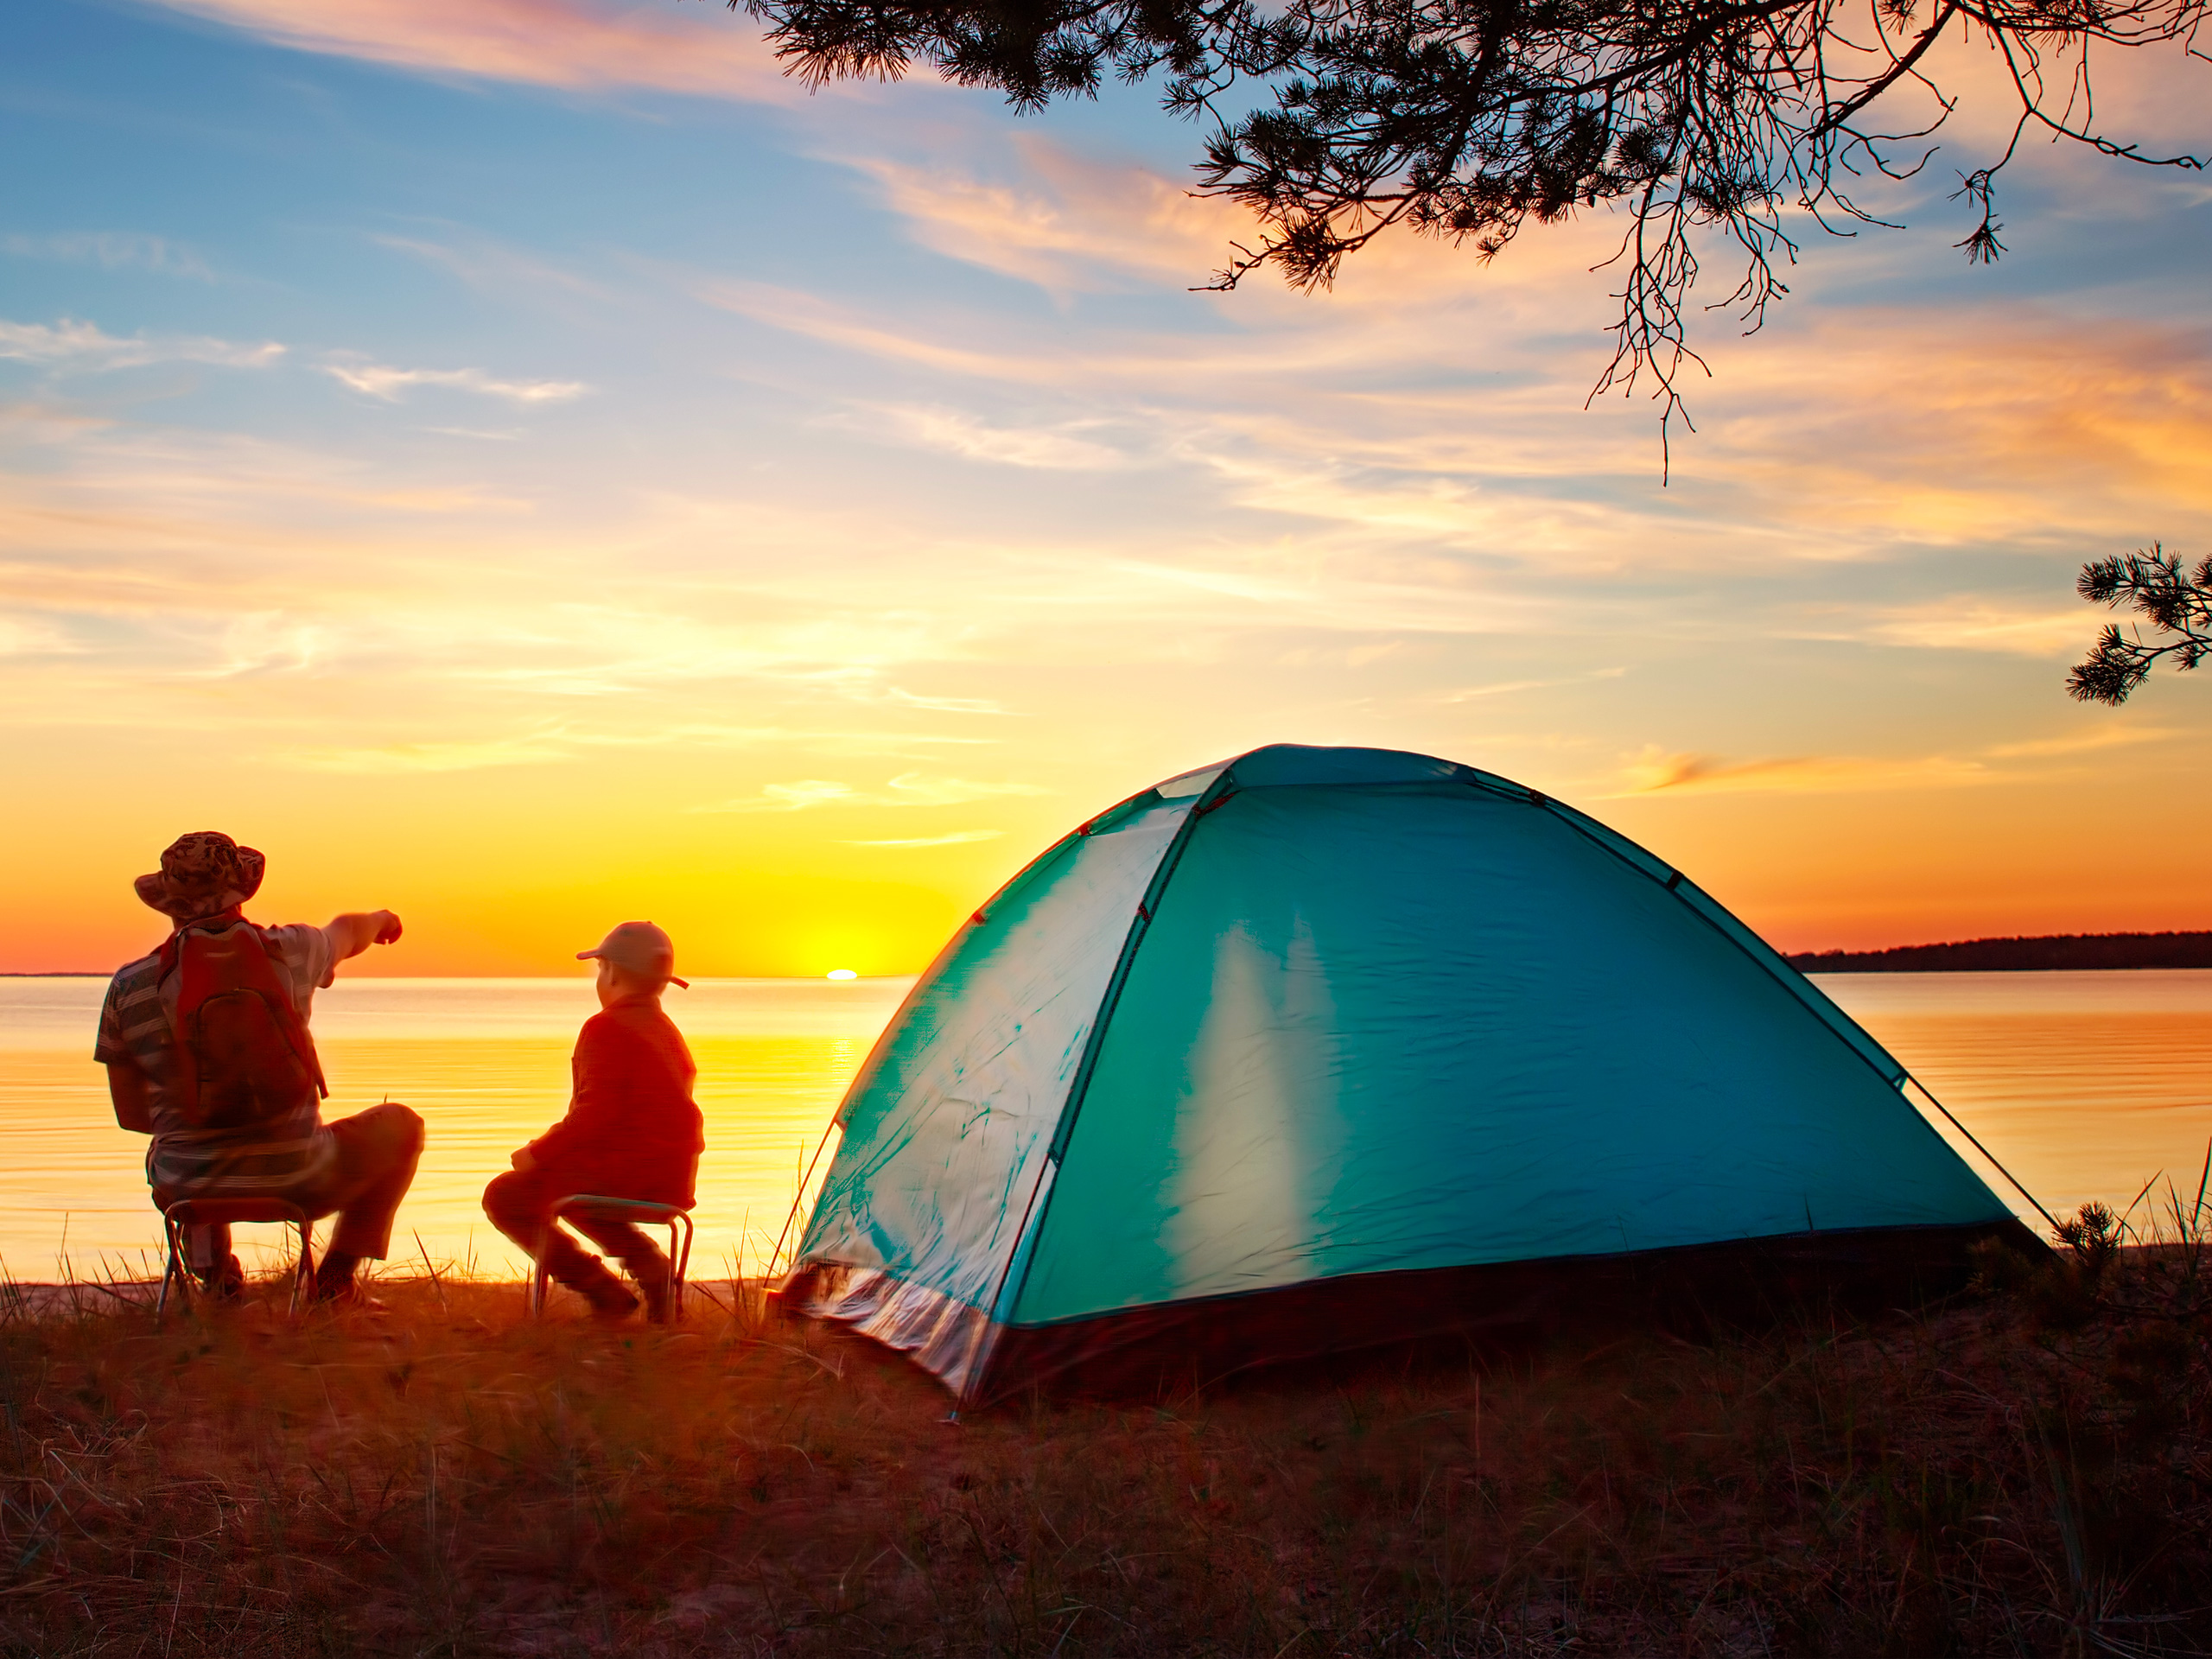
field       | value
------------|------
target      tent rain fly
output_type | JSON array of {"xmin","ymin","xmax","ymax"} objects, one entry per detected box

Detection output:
[{"xmin": 779, "ymin": 745, "xmax": 2031, "ymax": 1404}]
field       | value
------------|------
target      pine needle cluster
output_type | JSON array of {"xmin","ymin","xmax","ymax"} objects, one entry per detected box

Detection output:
[{"xmin": 2069, "ymin": 543, "xmax": 2212, "ymax": 705}]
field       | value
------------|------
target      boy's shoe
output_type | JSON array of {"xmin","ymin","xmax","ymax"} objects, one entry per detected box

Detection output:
[
  {"xmin": 195, "ymin": 1252, "xmax": 247, "ymax": 1302},
  {"xmin": 583, "ymin": 1279, "xmax": 641, "ymax": 1322},
  {"xmin": 560, "ymin": 1256, "xmax": 639, "ymax": 1322},
  {"xmin": 613, "ymin": 1245, "xmax": 676, "ymax": 1325}
]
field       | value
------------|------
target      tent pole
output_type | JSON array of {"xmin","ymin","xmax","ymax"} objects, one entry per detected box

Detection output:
[
  {"xmin": 1904, "ymin": 1074, "xmax": 2061, "ymax": 1234},
  {"xmin": 769, "ymin": 1120, "xmax": 838, "ymax": 1281},
  {"xmin": 966, "ymin": 775, "xmax": 1235, "ymax": 1409}
]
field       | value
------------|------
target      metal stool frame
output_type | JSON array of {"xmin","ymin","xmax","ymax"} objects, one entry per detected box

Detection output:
[
  {"xmin": 157, "ymin": 1198, "xmax": 315, "ymax": 1320},
  {"xmin": 528, "ymin": 1196, "xmax": 694, "ymax": 1321}
]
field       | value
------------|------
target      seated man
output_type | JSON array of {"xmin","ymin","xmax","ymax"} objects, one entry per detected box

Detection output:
[
  {"xmin": 483, "ymin": 922, "xmax": 703, "ymax": 1323},
  {"xmin": 98, "ymin": 831, "xmax": 424, "ymax": 1306}
]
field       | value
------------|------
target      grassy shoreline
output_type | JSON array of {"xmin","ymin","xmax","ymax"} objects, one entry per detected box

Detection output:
[{"xmin": 3, "ymin": 1222, "xmax": 2207, "ymax": 1656}]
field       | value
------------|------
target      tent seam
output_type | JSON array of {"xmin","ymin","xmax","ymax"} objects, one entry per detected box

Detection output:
[
  {"xmin": 1514, "ymin": 787, "xmax": 1910, "ymax": 1095},
  {"xmin": 1504, "ymin": 784, "xmax": 2048, "ymax": 1226},
  {"xmin": 785, "ymin": 789, "xmax": 1157, "ymax": 1272},
  {"xmin": 974, "ymin": 769, "xmax": 1241, "ymax": 1402}
]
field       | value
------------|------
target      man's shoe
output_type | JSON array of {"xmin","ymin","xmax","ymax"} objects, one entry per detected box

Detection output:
[
  {"xmin": 311, "ymin": 1252, "xmax": 385, "ymax": 1310},
  {"xmin": 195, "ymin": 1252, "xmax": 247, "ymax": 1302},
  {"xmin": 312, "ymin": 1281, "xmax": 389, "ymax": 1313}
]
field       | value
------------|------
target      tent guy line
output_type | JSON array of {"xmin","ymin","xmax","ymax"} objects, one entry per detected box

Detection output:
[{"xmin": 1904, "ymin": 1074, "xmax": 2061, "ymax": 1233}]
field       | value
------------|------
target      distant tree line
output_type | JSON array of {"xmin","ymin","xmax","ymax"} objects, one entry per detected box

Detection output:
[{"xmin": 1789, "ymin": 932, "xmax": 2212, "ymax": 973}]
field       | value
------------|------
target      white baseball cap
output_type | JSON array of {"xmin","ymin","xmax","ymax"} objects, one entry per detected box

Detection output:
[{"xmin": 576, "ymin": 920, "xmax": 689, "ymax": 988}]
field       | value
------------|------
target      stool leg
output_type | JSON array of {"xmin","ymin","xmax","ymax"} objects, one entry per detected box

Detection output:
[
  {"xmin": 670, "ymin": 1215, "xmax": 692, "ymax": 1323},
  {"xmin": 289, "ymin": 1219, "xmax": 314, "ymax": 1319},
  {"xmin": 156, "ymin": 1216, "xmax": 185, "ymax": 1323},
  {"xmin": 663, "ymin": 1220, "xmax": 680, "ymax": 1322}
]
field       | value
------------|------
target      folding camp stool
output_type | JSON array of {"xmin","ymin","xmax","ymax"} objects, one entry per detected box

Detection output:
[
  {"xmin": 528, "ymin": 1195, "xmax": 694, "ymax": 1321},
  {"xmin": 157, "ymin": 1198, "xmax": 315, "ymax": 1320}
]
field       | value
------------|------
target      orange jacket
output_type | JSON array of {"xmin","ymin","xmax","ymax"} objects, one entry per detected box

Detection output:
[{"xmin": 524, "ymin": 996, "xmax": 704, "ymax": 1208}]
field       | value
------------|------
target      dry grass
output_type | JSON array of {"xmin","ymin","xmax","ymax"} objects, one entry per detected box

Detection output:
[{"xmin": 2, "ymin": 1215, "xmax": 2208, "ymax": 1657}]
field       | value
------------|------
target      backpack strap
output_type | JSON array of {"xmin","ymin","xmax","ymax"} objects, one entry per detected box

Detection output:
[{"xmin": 255, "ymin": 926, "xmax": 329, "ymax": 1101}]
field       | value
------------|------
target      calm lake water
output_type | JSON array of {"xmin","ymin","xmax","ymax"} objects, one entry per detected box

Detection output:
[{"xmin": 2, "ymin": 970, "xmax": 2208, "ymax": 1281}]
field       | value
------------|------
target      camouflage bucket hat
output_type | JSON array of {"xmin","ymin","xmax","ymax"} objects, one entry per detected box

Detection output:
[{"xmin": 134, "ymin": 831, "xmax": 266, "ymax": 922}]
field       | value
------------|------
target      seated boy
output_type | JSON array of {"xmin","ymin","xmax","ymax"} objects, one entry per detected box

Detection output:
[{"xmin": 483, "ymin": 922, "xmax": 704, "ymax": 1322}]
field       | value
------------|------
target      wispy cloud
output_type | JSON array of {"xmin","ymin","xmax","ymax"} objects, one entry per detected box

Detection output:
[
  {"xmin": 0, "ymin": 614, "xmax": 83, "ymax": 658},
  {"xmin": 280, "ymin": 734, "xmax": 575, "ymax": 772},
  {"xmin": 690, "ymin": 773, "xmax": 1051, "ymax": 813},
  {"xmin": 323, "ymin": 361, "xmax": 587, "ymax": 404},
  {"xmin": 371, "ymin": 233, "xmax": 608, "ymax": 304},
  {"xmin": 824, "ymin": 403, "xmax": 1133, "ymax": 471},
  {"xmin": 232, "ymin": 721, "xmax": 1010, "ymax": 776},
  {"xmin": 1983, "ymin": 726, "xmax": 2176, "ymax": 760},
  {"xmin": 1682, "ymin": 308, "xmax": 2212, "ymax": 542},
  {"xmin": 207, "ymin": 613, "xmax": 327, "ymax": 678},
  {"xmin": 144, "ymin": 0, "xmax": 801, "ymax": 101},
  {"xmin": 716, "ymin": 136, "xmax": 2212, "ymax": 574},
  {"xmin": 1618, "ymin": 747, "xmax": 1996, "ymax": 798},
  {"xmin": 1613, "ymin": 721, "xmax": 2175, "ymax": 798},
  {"xmin": 881, "ymin": 688, "xmax": 1012, "ymax": 715},
  {"xmin": 1443, "ymin": 678, "xmax": 1562, "ymax": 702},
  {"xmin": 2, "ymin": 232, "xmax": 213, "ymax": 279},
  {"xmin": 1441, "ymin": 668, "xmax": 1628, "ymax": 702},
  {"xmin": 842, "ymin": 829, "xmax": 1006, "ymax": 847},
  {"xmin": 0, "ymin": 317, "xmax": 283, "ymax": 370},
  {"xmin": 702, "ymin": 778, "xmax": 855, "ymax": 813},
  {"xmin": 1859, "ymin": 599, "xmax": 2100, "ymax": 657},
  {"xmin": 839, "ymin": 141, "xmax": 1254, "ymax": 296}
]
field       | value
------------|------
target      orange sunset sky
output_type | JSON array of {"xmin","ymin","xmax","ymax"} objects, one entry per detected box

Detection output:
[{"xmin": 4, "ymin": 0, "xmax": 2210, "ymax": 978}]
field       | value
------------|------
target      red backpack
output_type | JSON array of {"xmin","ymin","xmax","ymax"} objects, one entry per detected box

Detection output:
[{"xmin": 159, "ymin": 920, "xmax": 328, "ymax": 1131}]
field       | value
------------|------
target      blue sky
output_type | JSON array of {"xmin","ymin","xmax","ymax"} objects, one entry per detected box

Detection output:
[{"xmin": 5, "ymin": 0, "xmax": 2210, "ymax": 974}]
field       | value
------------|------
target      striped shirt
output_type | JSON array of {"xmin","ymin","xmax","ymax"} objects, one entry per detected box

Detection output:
[{"xmin": 96, "ymin": 922, "xmax": 340, "ymax": 1195}]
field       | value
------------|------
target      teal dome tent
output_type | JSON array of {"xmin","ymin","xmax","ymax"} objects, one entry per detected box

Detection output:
[{"xmin": 779, "ymin": 745, "xmax": 2031, "ymax": 1404}]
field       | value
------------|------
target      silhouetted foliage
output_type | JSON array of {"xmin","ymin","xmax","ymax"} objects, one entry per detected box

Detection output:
[
  {"xmin": 738, "ymin": 0, "xmax": 2208, "ymax": 435},
  {"xmin": 2069, "ymin": 543, "xmax": 2212, "ymax": 705}
]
